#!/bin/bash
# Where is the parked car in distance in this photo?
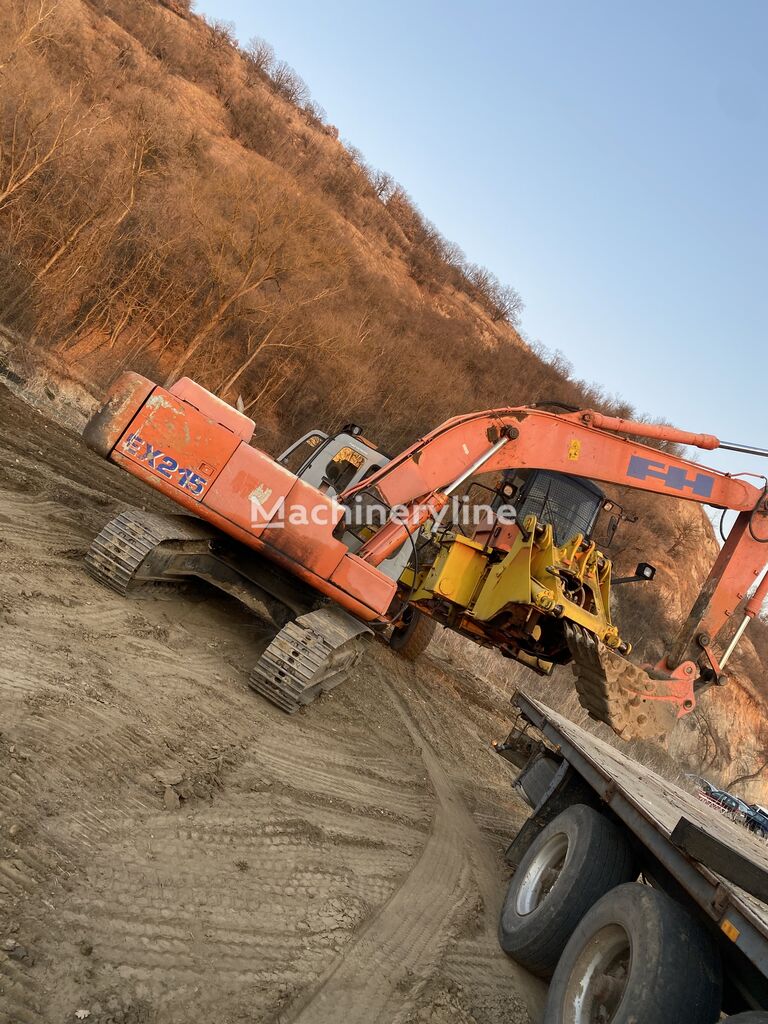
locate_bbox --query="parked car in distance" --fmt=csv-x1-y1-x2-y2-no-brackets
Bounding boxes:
689,775,768,837
701,787,751,819
685,774,718,796
745,804,768,838
729,795,753,816
708,789,742,813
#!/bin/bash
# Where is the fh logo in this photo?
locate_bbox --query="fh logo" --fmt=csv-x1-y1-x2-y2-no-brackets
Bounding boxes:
626,456,714,498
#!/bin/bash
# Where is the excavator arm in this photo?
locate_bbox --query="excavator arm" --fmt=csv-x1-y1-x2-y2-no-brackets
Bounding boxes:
349,406,768,730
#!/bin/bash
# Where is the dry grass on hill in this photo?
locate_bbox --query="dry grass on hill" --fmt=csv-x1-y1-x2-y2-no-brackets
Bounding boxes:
3,0,768,774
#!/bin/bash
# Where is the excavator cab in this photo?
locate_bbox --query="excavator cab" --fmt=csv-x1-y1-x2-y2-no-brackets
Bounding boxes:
277,425,416,582
497,470,607,546
277,425,388,496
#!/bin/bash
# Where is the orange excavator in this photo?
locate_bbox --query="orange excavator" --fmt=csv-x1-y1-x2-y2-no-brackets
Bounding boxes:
83,371,768,740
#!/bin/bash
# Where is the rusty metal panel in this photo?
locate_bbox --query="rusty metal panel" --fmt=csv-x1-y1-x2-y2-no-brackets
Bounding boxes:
82,372,155,457
115,387,241,500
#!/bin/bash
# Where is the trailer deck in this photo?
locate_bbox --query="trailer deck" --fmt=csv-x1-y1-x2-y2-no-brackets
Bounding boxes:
514,692,768,984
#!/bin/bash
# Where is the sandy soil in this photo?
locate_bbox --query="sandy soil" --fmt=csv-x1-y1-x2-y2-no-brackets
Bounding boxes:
0,383,547,1024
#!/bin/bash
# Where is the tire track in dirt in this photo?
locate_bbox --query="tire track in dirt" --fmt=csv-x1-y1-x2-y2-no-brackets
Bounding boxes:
283,684,542,1024
253,738,429,823
382,663,548,1023
1,388,544,1024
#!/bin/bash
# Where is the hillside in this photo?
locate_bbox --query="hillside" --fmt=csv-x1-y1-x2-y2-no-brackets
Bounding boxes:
1,0,768,799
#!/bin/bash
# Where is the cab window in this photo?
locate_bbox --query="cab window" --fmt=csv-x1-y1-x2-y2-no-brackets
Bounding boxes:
324,446,366,492
279,433,326,474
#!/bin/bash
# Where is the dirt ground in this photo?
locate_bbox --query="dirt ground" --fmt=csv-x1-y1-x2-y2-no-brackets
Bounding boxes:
0,383,547,1024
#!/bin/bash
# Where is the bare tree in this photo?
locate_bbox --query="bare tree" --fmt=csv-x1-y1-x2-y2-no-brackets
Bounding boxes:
270,61,310,106
729,758,768,789
161,180,343,385
204,17,236,51
1,102,161,327
216,281,340,399
302,100,327,127
488,279,524,325
0,89,99,211
244,36,274,82
0,0,60,73
370,169,395,202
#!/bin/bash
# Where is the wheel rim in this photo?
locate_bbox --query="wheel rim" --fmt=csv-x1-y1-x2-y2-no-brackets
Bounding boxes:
561,922,631,1023
515,831,569,915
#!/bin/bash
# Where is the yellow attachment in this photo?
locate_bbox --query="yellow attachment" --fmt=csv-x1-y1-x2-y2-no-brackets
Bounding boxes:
412,534,488,607
533,587,557,611
412,514,626,653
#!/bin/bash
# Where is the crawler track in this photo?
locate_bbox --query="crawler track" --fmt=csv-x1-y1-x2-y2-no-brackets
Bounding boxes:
87,511,372,714
249,607,371,713
85,508,214,595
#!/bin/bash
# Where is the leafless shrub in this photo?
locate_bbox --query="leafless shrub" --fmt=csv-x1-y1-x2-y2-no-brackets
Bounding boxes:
244,36,274,81
321,167,358,211
0,81,99,211
204,17,236,52
487,279,524,324
465,264,524,324
270,60,309,106
302,100,327,129
225,88,280,158
158,0,192,15
0,0,60,72
370,168,395,202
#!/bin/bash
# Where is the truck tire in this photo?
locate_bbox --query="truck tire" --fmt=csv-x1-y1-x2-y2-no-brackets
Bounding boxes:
389,608,436,660
498,804,636,977
723,1015,768,1021
545,882,722,1024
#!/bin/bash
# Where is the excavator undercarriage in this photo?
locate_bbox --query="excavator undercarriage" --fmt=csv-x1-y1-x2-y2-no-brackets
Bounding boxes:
86,508,371,712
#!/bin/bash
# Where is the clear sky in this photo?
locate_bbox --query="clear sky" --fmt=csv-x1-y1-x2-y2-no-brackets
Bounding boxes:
197,0,766,484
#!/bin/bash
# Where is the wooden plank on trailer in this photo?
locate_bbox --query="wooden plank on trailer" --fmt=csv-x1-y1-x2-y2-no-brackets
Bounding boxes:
671,817,768,905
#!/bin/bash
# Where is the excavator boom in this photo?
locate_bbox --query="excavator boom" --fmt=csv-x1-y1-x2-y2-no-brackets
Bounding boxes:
350,406,768,661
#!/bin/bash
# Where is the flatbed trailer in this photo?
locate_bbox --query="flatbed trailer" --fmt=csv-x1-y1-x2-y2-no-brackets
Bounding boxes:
496,692,768,1023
